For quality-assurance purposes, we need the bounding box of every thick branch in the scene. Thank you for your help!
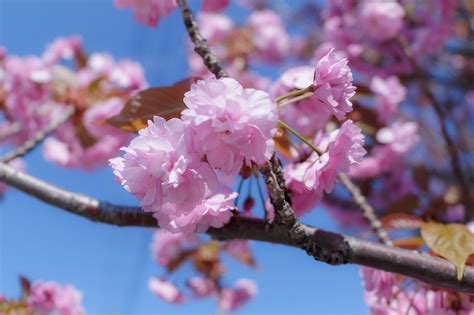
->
[338,174,393,246]
[0,107,75,163]
[176,0,228,79]
[1,162,474,294]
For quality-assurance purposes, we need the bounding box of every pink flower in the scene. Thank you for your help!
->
[111,117,215,218]
[198,12,234,42]
[359,0,405,41]
[77,53,147,93]
[360,267,396,301]
[219,279,257,312]
[154,189,236,234]
[375,120,419,154]
[42,36,82,65]
[151,230,197,266]
[202,0,229,12]
[370,76,406,123]
[114,0,177,27]
[365,285,474,315]
[247,10,290,64]
[28,282,57,313]
[54,285,84,315]
[111,116,236,233]
[182,78,277,175]
[304,120,366,192]
[2,55,64,145]
[149,278,184,304]
[43,98,131,170]
[28,281,84,315]
[313,49,356,120]
[284,161,323,217]
[271,66,332,136]
[186,277,216,297]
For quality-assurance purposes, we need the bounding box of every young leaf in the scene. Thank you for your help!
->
[421,222,474,280]
[385,194,419,214]
[166,250,194,273]
[274,130,293,160]
[393,237,425,250]
[107,78,198,132]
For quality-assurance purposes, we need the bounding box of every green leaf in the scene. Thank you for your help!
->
[421,222,474,280]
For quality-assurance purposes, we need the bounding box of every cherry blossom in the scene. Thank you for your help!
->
[114,0,177,27]
[181,77,278,174]
[218,279,257,312]
[359,0,405,42]
[28,281,84,315]
[304,120,366,192]
[313,49,356,120]
[148,278,184,304]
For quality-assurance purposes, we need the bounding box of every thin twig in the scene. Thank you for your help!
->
[423,85,472,221]
[176,0,228,79]
[0,107,75,163]
[338,174,393,246]
[398,36,472,221]
[1,162,473,293]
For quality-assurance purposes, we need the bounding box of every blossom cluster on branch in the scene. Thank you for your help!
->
[2,0,474,313]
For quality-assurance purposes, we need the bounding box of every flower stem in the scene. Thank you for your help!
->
[278,119,323,155]
[274,85,314,103]
[276,92,314,110]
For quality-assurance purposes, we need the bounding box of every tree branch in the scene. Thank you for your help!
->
[423,85,472,221]
[1,161,474,294]
[176,0,228,79]
[0,107,75,163]
[338,174,393,246]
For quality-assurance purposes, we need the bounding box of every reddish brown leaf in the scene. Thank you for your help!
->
[274,130,293,160]
[381,213,424,230]
[75,120,97,148]
[239,164,253,179]
[412,166,430,192]
[193,241,225,279]
[167,250,194,273]
[19,275,31,296]
[349,103,382,131]
[107,78,198,133]
[386,194,419,214]
[393,237,425,250]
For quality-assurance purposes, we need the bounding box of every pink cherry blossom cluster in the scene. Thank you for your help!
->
[188,8,289,90]
[284,120,366,217]
[0,36,147,170]
[27,280,85,315]
[318,0,456,76]
[148,230,256,311]
[148,277,256,312]
[361,267,474,315]
[114,0,229,27]
[111,77,277,233]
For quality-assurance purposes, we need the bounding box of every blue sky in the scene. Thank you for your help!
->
[0,1,367,313]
